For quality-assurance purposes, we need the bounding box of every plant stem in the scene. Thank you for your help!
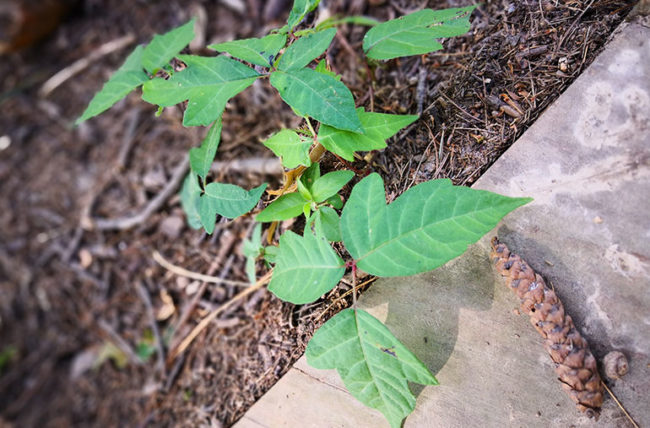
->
[351,262,357,310]
[266,141,327,243]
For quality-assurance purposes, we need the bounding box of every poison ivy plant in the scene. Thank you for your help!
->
[75,4,527,427]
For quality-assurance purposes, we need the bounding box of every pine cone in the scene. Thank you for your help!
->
[490,237,603,417]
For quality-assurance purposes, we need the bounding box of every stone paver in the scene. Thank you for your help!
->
[236,19,650,428]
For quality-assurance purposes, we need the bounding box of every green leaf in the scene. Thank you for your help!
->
[270,69,362,132]
[301,162,321,190]
[319,108,418,161]
[314,60,341,80]
[262,129,312,169]
[313,206,341,241]
[297,178,313,201]
[209,34,287,67]
[268,230,344,304]
[189,118,222,181]
[199,182,267,233]
[243,223,263,283]
[278,28,336,71]
[256,192,307,222]
[284,0,321,32]
[76,45,149,124]
[142,19,196,73]
[306,308,437,428]
[142,55,259,126]
[363,6,476,60]
[180,172,203,229]
[311,170,354,202]
[325,193,343,209]
[314,15,380,31]
[341,173,532,277]
[263,245,279,264]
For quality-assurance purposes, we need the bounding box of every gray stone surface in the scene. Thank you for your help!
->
[236,21,650,428]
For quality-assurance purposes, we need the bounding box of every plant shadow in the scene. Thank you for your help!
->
[359,243,495,396]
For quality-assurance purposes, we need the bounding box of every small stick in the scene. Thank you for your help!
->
[91,156,189,231]
[40,34,135,97]
[135,281,166,375]
[167,270,273,362]
[315,276,377,322]
[152,250,250,288]
[601,382,640,428]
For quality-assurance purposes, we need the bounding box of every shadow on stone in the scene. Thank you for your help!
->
[359,244,496,397]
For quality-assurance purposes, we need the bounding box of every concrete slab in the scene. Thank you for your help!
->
[236,20,650,428]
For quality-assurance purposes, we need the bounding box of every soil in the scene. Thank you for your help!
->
[0,0,634,426]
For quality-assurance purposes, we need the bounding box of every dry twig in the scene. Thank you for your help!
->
[39,34,135,97]
[167,270,273,362]
[152,250,250,288]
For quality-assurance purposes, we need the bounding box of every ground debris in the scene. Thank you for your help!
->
[490,238,604,417]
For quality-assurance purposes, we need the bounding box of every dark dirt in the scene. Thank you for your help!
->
[0,0,634,426]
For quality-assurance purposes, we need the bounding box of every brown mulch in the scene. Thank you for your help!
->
[0,0,634,427]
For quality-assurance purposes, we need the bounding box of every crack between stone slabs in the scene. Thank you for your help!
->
[293,367,352,395]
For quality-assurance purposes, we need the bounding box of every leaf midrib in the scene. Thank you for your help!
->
[278,70,354,129]
[355,201,494,263]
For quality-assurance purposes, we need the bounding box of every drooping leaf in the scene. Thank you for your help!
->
[262,129,312,169]
[199,182,267,233]
[142,19,196,73]
[283,0,321,33]
[310,170,354,202]
[306,308,437,428]
[270,68,362,132]
[268,230,344,304]
[243,223,263,283]
[180,172,203,229]
[209,34,287,67]
[341,173,532,277]
[363,6,476,60]
[312,206,341,241]
[256,192,307,222]
[319,108,418,161]
[142,55,259,126]
[189,118,222,181]
[76,45,149,124]
[277,28,336,71]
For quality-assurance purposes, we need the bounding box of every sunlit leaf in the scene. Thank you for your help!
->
[199,182,267,233]
[262,129,312,169]
[142,19,196,73]
[142,55,259,126]
[341,173,532,276]
[319,108,418,161]
[189,118,222,181]
[76,45,148,124]
[310,170,354,202]
[270,68,362,132]
[306,308,437,428]
[363,6,476,60]
[209,34,287,67]
[180,172,203,229]
[268,230,344,304]
[278,28,336,71]
[256,192,307,222]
